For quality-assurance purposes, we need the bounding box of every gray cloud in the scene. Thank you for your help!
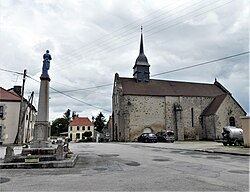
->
[0,0,249,121]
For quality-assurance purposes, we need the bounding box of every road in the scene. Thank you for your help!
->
[1,142,249,191]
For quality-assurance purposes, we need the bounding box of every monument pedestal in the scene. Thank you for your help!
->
[1,50,76,168]
[30,121,51,148]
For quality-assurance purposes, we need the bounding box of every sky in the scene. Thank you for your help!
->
[0,0,249,121]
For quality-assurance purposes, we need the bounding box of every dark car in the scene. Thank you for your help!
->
[138,133,158,143]
[156,131,175,143]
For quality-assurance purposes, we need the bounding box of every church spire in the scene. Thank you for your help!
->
[133,27,150,83]
[139,26,144,54]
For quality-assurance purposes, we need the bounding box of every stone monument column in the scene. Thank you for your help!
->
[31,50,52,148]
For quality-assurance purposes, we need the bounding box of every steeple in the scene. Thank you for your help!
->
[133,27,150,83]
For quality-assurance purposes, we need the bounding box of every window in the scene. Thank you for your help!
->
[82,133,85,139]
[191,108,194,127]
[77,126,80,131]
[0,126,2,139]
[229,117,235,126]
[82,126,85,131]
[0,106,4,118]
[70,134,72,140]
[76,133,80,139]
[70,126,72,131]
[88,126,90,130]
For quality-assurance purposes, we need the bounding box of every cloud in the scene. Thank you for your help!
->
[0,0,249,121]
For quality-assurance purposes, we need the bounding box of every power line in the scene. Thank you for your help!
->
[151,51,249,77]
[28,50,249,94]
[0,68,23,75]
[26,75,111,113]
[52,0,234,73]
[3,50,248,113]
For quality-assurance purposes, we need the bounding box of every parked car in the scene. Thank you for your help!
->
[138,133,158,143]
[156,131,175,143]
[222,126,244,146]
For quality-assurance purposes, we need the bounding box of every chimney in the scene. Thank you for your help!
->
[13,86,22,96]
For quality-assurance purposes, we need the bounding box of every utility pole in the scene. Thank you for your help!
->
[16,69,27,144]
[25,91,34,143]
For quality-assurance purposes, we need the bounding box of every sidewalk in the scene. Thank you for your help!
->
[124,141,250,156]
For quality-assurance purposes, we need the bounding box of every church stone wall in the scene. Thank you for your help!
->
[215,95,246,139]
[125,95,165,141]
[123,95,214,141]
[177,96,213,140]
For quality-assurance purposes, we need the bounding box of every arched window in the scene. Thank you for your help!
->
[143,127,152,133]
[229,117,235,126]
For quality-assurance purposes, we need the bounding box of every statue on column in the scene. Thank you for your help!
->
[42,50,52,77]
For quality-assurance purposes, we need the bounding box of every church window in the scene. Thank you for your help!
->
[229,117,235,126]
[0,125,2,139]
[191,108,194,127]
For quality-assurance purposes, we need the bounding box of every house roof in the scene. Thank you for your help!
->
[119,78,226,97]
[69,117,94,126]
[0,87,21,101]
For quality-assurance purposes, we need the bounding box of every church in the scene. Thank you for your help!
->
[111,31,246,142]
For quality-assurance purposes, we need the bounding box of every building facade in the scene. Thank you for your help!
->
[112,32,246,142]
[68,117,94,142]
[0,86,36,144]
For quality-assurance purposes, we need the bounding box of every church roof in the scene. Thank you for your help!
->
[119,78,226,97]
[201,94,228,115]
[133,30,150,67]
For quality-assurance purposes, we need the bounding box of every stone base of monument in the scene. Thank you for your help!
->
[0,144,78,169]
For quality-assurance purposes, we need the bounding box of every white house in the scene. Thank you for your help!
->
[0,86,37,144]
[68,117,94,142]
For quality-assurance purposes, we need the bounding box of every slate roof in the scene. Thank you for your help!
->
[119,78,226,97]
[69,117,94,126]
[0,87,21,101]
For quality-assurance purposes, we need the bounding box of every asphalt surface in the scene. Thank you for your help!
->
[0,141,249,191]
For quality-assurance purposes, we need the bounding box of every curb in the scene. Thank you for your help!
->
[0,154,78,169]
[194,149,250,156]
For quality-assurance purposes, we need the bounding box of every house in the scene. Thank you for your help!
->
[0,86,37,144]
[112,32,246,142]
[68,117,94,142]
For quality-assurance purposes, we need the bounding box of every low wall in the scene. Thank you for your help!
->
[241,116,250,148]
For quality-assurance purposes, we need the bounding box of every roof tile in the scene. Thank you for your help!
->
[69,117,94,126]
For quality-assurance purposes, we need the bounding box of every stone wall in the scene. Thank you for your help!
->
[215,95,246,139]
[119,95,214,141]
[126,95,165,141]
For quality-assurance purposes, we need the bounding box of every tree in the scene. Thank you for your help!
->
[72,111,79,120]
[51,118,69,136]
[93,112,106,133]
[51,109,73,136]
[63,109,71,124]
[83,131,92,138]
